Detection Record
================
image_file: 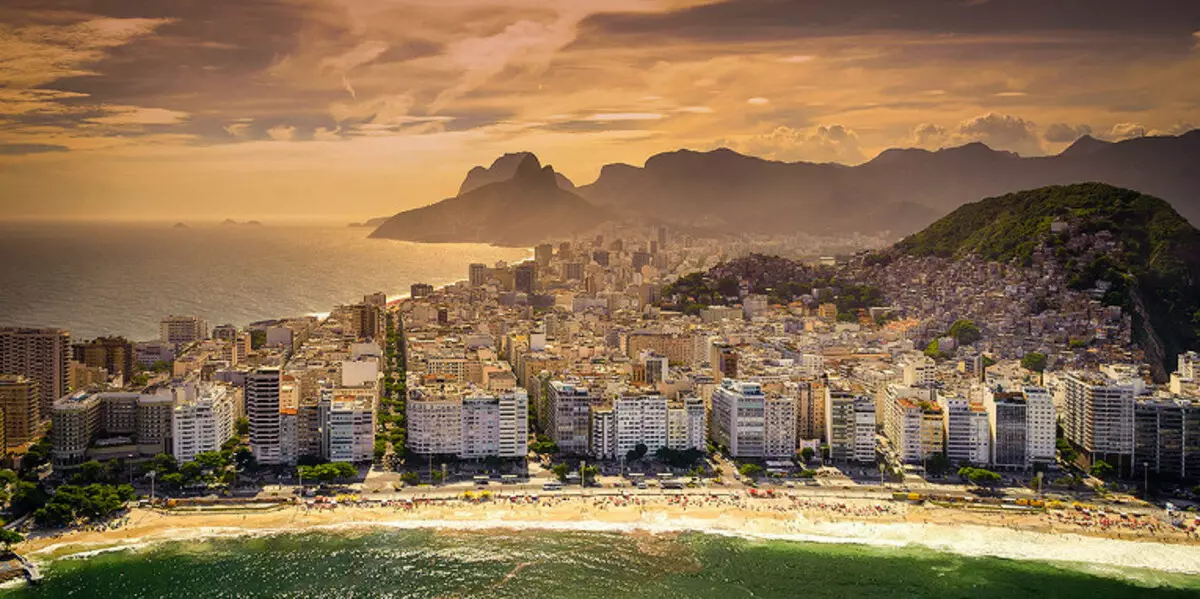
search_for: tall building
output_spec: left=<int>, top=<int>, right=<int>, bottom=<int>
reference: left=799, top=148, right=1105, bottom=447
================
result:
left=711, top=379, right=793, bottom=458
left=410, top=283, right=434, bottom=298
left=160, top=315, right=208, bottom=346
left=884, top=385, right=944, bottom=464
left=1063, top=371, right=1135, bottom=463
left=72, top=336, right=135, bottom=380
left=406, top=386, right=528, bottom=459
left=515, top=263, right=537, bottom=294
left=1133, top=398, right=1200, bottom=479
left=825, top=390, right=876, bottom=463
left=564, top=262, right=584, bottom=281
left=902, top=355, right=937, bottom=387
left=547, top=380, right=601, bottom=455
left=535, top=243, right=554, bottom=267
left=247, top=367, right=286, bottom=465
left=319, top=390, right=375, bottom=463
left=984, top=390, right=1027, bottom=469
left=0, top=374, right=39, bottom=448
left=940, top=395, right=990, bottom=466
left=0, top=326, right=70, bottom=417
left=469, top=263, right=489, bottom=287
left=667, top=397, right=707, bottom=452
left=172, top=383, right=237, bottom=463
left=50, top=390, right=172, bottom=469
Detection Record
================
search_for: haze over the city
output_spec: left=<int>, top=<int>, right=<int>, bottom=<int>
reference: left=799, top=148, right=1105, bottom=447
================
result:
left=1, top=0, right=1198, bottom=221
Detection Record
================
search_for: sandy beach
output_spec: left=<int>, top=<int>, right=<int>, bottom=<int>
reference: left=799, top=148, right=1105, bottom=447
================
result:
left=19, top=492, right=1200, bottom=576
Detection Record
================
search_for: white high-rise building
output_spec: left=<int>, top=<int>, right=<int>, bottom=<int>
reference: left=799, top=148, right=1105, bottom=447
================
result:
left=613, top=394, right=668, bottom=457
left=941, top=395, right=990, bottom=466
left=1063, top=371, right=1135, bottom=458
left=407, top=386, right=528, bottom=459
left=247, top=367, right=285, bottom=465
left=1024, top=386, right=1057, bottom=464
left=667, top=397, right=707, bottom=452
left=763, top=395, right=798, bottom=459
left=407, top=387, right=463, bottom=456
left=1180, top=351, right=1199, bottom=382
left=825, top=390, right=876, bottom=463
left=319, top=390, right=375, bottom=463
left=172, top=383, right=236, bottom=463
left=711, top=379, right=765, bottom=458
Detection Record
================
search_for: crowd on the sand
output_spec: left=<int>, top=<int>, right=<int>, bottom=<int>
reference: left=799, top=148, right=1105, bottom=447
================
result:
left=24, top=491, right=1199, bottom=545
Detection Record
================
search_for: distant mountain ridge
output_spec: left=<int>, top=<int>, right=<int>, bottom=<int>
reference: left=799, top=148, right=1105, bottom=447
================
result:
left=369, top=154, right=606, bottom=246
left=459, top=152, right=576, bottom=195
left=894, top=182, right=1200, bottom=381
left=576, top=130, right=1200, bottom=236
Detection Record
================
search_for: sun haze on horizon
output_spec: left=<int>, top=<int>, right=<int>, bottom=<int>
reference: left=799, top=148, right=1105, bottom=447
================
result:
left=0, top=0, right=1198, bottom=221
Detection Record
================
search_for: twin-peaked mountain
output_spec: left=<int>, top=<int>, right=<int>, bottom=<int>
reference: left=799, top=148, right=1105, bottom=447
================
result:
left=369, top=154, right=606, bottom=246
left=370, top=130, right=1200, bottom=245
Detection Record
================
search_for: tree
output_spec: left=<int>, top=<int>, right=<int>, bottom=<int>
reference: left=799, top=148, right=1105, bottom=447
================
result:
left=926, top=453, right=951, bottom=477
left=738, top=464, right=763, bottom=479
left=1056, top=438, right=1079, bottom=464
left=235, top=417, right=250, bottom=437
left=400, top=471, right=420, bottom=486
left=957, top=467, right=1002, bottom=485
left=233, top=447, right=256, bottom=471
left=1090, top=460, right=1115, bottom=480
left=800, top=447, right=815, bottom=463
left=142, top=453, right=178, bottom=475
left=626, top=443, right=648, bottom=463
left=551, top=463, right=569, bottom=482
left=195, top=452, right=228, bottom=471
left=947, top=319, right=982, bottom=346
left=581, top=465, right=599, bottom=485
left=1022, top=352, right=1048, bottom=373
left=0, top=528, right=23, bottom=548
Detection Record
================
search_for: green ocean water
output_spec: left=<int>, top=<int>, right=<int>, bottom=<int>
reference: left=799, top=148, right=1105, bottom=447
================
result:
left=6, top=530, right=1200, bottom=598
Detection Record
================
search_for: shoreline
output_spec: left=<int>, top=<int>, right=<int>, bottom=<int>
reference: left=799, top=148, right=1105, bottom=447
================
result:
left=19, top=494, right=1200, bottom=578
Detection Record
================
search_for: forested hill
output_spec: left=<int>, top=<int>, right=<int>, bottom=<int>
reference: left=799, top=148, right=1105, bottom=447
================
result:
left=894, top=182, right=1200, bottom=380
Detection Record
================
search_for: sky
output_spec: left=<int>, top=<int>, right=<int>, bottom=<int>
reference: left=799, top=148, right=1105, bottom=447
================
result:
left=1, top=0, right=1198, bottom=221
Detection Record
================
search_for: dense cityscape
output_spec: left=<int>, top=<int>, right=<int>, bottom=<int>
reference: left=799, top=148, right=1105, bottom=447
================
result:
left=1, top=214, right=1199, bottom=585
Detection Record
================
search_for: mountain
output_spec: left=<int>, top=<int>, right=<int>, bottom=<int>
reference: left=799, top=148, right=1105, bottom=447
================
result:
left=575, top=131, right=1200, bottom=236
left=894, top=182, right=1200, bottom=381
left=370, top=154, right=607, bottom=246
left=459, top=152, right=575, bottom=195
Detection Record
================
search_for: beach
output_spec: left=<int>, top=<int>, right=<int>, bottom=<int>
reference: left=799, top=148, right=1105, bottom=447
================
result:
left=20, top=492, right=1200, bottom=576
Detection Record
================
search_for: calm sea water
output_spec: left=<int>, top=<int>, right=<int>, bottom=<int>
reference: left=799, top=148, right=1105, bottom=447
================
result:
left=5, top=530, right=1200, bottom=598
left=0, top=223, right=528, bottom=341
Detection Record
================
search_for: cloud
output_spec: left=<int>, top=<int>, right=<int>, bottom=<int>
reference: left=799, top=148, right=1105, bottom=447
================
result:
left=676, top=106, right=715, bottom=114
left=747, top=97, right=770, bottom=105
left=1043, top=123, right=1093, bottom=143
left=1103, top=122, right=1147, bottom=140
left=224, top=122, right=254, bottom=138
left=910, top=123, right=949, bottom=149
left=312, top=127, right=342, bottom=141
left=87, top=107, right=190, bottom=126
left=721, top=124, right=866, bottom=164
left=778, top=55, right=814, bottom=63
left=266, top=125, right=296, bottom=141
left=583, top=112, right=665, bottom=121
left=0, top=143, right=70, bottom=156
left=957, top=113, right=1042, bottom=155
left=0, top=17, right=174, bottom=88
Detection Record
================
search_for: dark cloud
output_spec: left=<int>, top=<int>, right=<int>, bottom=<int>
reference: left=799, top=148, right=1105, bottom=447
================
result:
left=0, top=143, right=70, bottom=155
left=581, top=0, right=1200, bottom=43
left=1044, top=123, right=1093, bottom=143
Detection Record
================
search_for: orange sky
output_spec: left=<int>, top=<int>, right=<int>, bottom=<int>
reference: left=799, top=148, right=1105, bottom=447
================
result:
left=1, top=0, right=1198, bottom=221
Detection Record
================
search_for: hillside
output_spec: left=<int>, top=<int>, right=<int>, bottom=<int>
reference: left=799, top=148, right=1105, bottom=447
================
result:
left=576, top=131, right=1200, bottom=236
left=459, top=152, right=575, bottom=195
left=894, top=183, right=1200, bottom=380
left=369, top=154, right=606, bottom=247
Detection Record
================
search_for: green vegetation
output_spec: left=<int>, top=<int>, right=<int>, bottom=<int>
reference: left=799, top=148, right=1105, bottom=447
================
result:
left=661, top=254, right=883, bottom=315
left=1090, top=460, right=1115, bottom=480
left=800, top=447, right=815, bottom=463
left=235, top=416, right=250, bottom=437
left=895, top=183, right=1200, bottom=379
left=738, top=463, right=763, bottom=478
left=0, top=528, right=23, bottom=548
left=957, top=467, right=1002, bottom=485
left=34, top=483, right=135, bottom=527
left=924, top=339, right=949, bottom=360
left=653, top=447, right=705, bottom=468
left=551, top=463, right=569, bottom=482
left=531, top=434, right=559, bottom=455
left=1022, top=352, right=1048, bottom=373
left=946, top=319, right=981, bottom=346
left=297, top=463, right=357, bottom=484
left=400, top=471, right=420, bottom=486
left=378, top=312, right=408, bottom=466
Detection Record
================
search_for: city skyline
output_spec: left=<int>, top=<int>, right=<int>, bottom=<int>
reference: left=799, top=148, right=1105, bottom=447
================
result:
left=1, top=0, right=1199, bottom=221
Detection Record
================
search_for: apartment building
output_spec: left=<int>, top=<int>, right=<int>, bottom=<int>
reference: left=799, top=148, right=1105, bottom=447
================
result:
left=160, top=315, right=208, bottom=346
left=248, top=367, right=288, bottom=465
left=0, top=374, right=40, bottom=448
left=318, top=390, right=375, bottom=463
left=825, top=389, right=876, bottom=463
left=1063, top=371, right=1135, bottom=460
left=0, top=326, right=70, bottom=416
left=547, top=380, right=601, bottom=455
left=941, top=395, right=990, bottom=466
left=172, top=383, right=236, bottom=463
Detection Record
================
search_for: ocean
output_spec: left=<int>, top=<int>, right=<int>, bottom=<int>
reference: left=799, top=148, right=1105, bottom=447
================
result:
left=0, top=223, right=529, bottom=341
left=6, top=529, right=1200, bottom=598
